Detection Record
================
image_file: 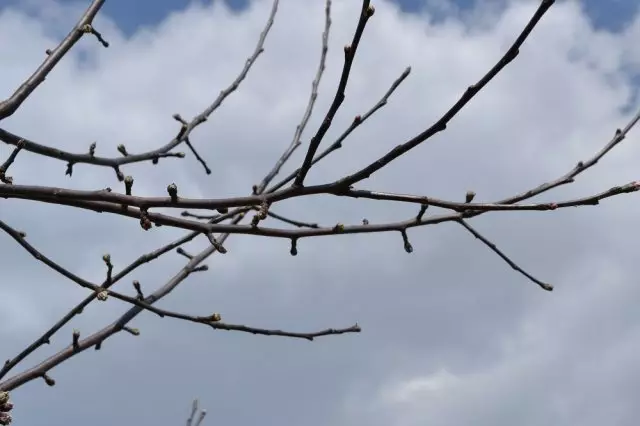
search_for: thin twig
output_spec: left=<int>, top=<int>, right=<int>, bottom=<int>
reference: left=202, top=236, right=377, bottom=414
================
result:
left=255, top=0, right=332, bottom=193
left=0, top=0, right=107, bottom=120
left=335, top=0, right=555, bottom=187
left=0, top=0, right=278, bottom=175
left=294, top=1, right=374, bottom=187
left=457, top=219, right=553, bottom=291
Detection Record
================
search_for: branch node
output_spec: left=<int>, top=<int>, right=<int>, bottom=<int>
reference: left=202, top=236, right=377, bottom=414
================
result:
left=251, top=200, right=270, bottom=227
left=96, top=288, right=108, bottom=302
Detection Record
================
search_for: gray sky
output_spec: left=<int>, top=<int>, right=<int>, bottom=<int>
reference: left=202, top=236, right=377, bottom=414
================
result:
left=1, top=0, right=640, bottom=425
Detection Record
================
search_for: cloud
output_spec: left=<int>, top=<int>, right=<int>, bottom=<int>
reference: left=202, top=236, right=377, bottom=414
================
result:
left=1, top=0, right=639, bottom=425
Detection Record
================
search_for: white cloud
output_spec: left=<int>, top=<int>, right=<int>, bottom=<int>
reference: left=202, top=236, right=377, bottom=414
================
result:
left=1, top=0, right=640, bottom=425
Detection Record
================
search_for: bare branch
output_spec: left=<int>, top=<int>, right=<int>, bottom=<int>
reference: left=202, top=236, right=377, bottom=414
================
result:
left=186, top=399, right=205, bottom=426
left=0, top=0, right=278, bottom=174
left=255, top=0, right=332, bottom=193
left=294, top=1, right=375, bottom=186
left=335, top=0, right=554, bottom=187
left=3, top=3, right=640, bottom=422
left=0, top=139, right=25, bottom=184
left=457, top=219, right=553, bottom=291
left=0, top=0, right=107, bottom=121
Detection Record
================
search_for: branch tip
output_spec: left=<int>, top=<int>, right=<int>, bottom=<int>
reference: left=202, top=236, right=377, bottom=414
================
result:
left=401, top=229, right=413, bottom=253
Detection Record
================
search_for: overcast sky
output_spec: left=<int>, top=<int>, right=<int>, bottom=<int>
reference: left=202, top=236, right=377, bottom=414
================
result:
left=1, top=0, right=640, bottom=425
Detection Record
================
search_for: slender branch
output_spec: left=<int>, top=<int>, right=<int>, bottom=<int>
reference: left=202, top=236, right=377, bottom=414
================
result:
left=0, top=223, right=201, bottom=380
left=0, top=139, right=25, bottom=184
left=0, top=211, right=356, bottom=392
left=186, top=399, right=206, bottom=426
left=0, top=0, right=349, bottom=392
left=0, top=0, right=107, bottom=121
left=141, top=65, right=413, bottom=224
left=293, top=1, right=374, bottom=186
left=209, top=322, right=360, bottom=341
left=255, top=0, right=332, bottom=193
left=3, top=180, right=637, bottom=238
left=335, top=0, right=555, bottom=187
left=0, top=218, right=360, bottom=336
left=457, top=219, right=552, bottom=291
left=266, top=210, right=319, bottom=228
left=0, top=0, right=278, bottom=175
left=184, top=138, right=211, bottom=175
left=0, top=219, right=232, bottom=325
left=267, top=65, right=411, bottom=194
left=343, top=183, right=640, bottom=211
left=0, top=0, right=284, bottom=384
left=2, top=0, right=638, bottom=399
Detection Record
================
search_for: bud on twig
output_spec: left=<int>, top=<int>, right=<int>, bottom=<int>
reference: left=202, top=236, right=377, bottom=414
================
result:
left=123, top=326, right=140, bottom=336
left=465, top=191, right=476, bottom=203
left=365, top=5, right=375, bottom=17
left=124, top=176, right=134, bottom=195
left=42, top=373, right=55, bottom=387
left=96, top=290, right=108, bottom=301
left=72, top=329, right=80, bottom=350
left=167, top=183, right=178, bottom=202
